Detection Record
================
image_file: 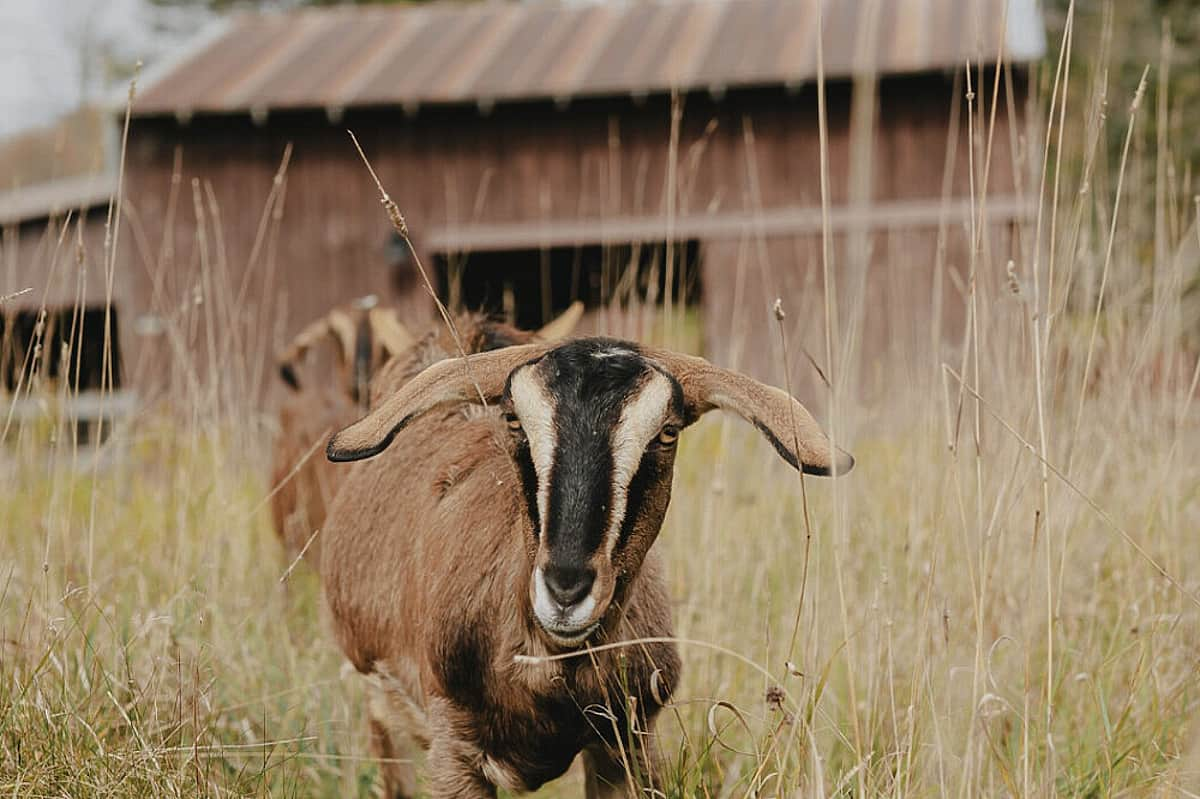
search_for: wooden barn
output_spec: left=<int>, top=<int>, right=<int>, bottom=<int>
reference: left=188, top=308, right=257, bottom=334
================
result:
left=0, top=175, right=142, bottom=437
left=115, top=0, right=1044, bottom=400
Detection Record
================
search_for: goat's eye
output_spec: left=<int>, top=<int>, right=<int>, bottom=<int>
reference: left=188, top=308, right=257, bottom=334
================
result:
left=657, top=425, right=679, bottom=446
left=505, top=413, right=522, bottom=431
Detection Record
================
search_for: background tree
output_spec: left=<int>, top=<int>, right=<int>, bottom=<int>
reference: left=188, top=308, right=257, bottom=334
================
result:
left=1046, top=0, right=1200, bottom=175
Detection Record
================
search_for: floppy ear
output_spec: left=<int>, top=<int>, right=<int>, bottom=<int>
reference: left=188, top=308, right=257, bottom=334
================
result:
left=647, top=349, right=853, bottom=476
left=534, top=301, right=584, bottom=342
left=276, top=309, right=355, bottom=391
left=327, top=342, right=554, bottom=462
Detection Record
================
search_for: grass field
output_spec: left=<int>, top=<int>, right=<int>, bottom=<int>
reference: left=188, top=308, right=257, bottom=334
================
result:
left=4, top=7, right=1200, bottom=798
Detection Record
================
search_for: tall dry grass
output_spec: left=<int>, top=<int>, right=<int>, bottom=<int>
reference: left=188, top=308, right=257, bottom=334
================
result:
left=3, top=4, right=1200, bottom=797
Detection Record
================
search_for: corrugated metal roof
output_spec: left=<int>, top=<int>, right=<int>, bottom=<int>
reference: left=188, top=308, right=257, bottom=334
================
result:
left=0, top=175, right=116, bottom=227
left=134, top=0, right=1046, bottom=118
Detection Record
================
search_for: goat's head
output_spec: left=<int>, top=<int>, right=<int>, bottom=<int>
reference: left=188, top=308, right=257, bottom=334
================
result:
left=276, top=296, right=415, bottom=409
left=327, top=337, right=853, bottom=648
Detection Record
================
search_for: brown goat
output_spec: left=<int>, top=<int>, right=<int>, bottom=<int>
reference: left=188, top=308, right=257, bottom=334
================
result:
left=322, top=337, right=852, bottom=797
left=270, top=296, right=413, bottom=570
left=270, top=300, right=583, bottom=570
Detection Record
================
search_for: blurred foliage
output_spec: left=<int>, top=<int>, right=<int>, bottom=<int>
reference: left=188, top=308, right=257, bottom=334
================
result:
left=1044, top=0, right=1200, bottom=329
left=1046, top=0, right=1200, bottom=172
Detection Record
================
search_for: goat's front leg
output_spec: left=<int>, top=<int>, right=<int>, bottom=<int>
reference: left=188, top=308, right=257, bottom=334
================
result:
left=583, top=737, right=661, bottom=799
left=425, top=698, right=497, bottom=799
left=368, top=717, right=420, bottom=799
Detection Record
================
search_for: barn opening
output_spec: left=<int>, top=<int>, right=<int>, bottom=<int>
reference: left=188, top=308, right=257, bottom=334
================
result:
left=0, top=305, right=124, bottom=442
left=432, top=240, right=702, bottom=330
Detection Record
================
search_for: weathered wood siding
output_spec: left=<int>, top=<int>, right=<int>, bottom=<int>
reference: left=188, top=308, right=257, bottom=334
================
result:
left=123, top=74, right=1031, bottom=397
left=1, top=212, right=137, bottom=393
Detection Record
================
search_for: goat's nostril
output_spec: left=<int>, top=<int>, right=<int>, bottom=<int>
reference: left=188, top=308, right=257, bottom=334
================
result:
left=543, top=566, right=595, bottom=608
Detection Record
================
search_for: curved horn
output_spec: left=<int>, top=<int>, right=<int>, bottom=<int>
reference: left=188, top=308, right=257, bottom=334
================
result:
left=535, top=301, right=584, bottom=342
left=276, top=308, right=359, bottom=391
left=368, top=307, right=416, bottom=358
left=645, top=348, right=853, bottom=476
left=327, top=341, right=554, bottom=462
left=277, top=316, right=331, bottom=390
left=325, top=309, right=358, bottom=367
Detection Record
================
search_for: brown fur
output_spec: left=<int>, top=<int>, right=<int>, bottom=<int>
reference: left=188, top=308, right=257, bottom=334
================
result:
left=322, top=402, right=681, bottom=798
left=272, top=307, right=582, bottom=570
left=270, top=387, right=353, bottom=571
left=270, top=299, right=408, bottom=569
left=321, top=336, right=850, bottom=797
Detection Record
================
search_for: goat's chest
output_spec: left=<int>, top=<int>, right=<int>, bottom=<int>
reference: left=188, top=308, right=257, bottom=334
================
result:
left=473, top=688, right=604, bottom=791
left=439, top=650, right=633, bottom=791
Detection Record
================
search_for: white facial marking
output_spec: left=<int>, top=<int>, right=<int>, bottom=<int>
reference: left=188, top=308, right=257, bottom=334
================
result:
left=605, top=372, right=674, bottom=553
left=592, top=346, right=634, bottom=360
left=533, top=567, right=599, bottom=643
left=509, top=368, right=557, bottom=534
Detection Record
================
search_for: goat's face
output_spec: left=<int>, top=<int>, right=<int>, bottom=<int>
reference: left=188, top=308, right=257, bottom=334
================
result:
left=502, top=340, right=684, bottom=646
left=327, top=336, right=853, bottom=650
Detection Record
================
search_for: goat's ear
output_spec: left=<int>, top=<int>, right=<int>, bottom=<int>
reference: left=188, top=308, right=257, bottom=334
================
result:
left=648, top=350, right=853, bottom=476
left=327, top=342, right=554, bottom=462
left=535, top=301, right=584, bottom=342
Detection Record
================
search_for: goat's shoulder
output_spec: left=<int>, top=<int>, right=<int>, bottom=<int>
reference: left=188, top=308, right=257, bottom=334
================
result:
left=323, top=408, right=521, bottom=670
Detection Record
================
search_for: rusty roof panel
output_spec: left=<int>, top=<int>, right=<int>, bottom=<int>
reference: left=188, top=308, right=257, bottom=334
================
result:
left=322, top=11, right=427, bottom=107
left=411, top=10, right=501, bottom=102
left=576, top=3, right=664, bottom=95
left=470, top=5, right=567, bottom=98
left=629, top=4, right=696, bottom=87
left=352, top=7, right=460, bottom=105
left=646, top=0, right=726, bottom=88
left=737, top=0, right=808, bottom=84
left=538, top=5, right=628, bottom=99
left=220, top=14, right=334, bottom=109
left=820, top=0, right=864, bottom=76
left=630, top=3, right=702, bottom=90
left=133, top=0, right=1047, bottom=118
left=428, top=4, right=527, bottom=101
left=884, top=0, right=933, bottom=73
left=137, top=16, right=287, bottom=114
left=689, top=0, right=781, bottom=88
left=774, top=0, right=819, bottom=82
left=253, top=12, right=393, bottom=108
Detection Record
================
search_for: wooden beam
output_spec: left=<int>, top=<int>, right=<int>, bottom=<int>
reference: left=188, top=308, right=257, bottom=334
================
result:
left=4, top=390, right=138, bottom=422
left=426, top=196, right=1033, bottom=253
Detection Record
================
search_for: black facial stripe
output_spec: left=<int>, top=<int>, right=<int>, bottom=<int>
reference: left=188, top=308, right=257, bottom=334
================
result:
left=539, top=339, right=653, bottom=566
left=617, top=448, right=660, bottom=549
left=545, top=412, right=617, bottom=564
left=514, top=441, right=541, bottom=535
